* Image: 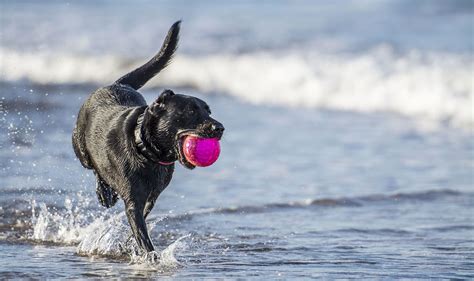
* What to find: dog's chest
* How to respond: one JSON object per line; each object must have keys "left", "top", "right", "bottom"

{"left": 136, "top": 164, "right": 174, "bottom": 191}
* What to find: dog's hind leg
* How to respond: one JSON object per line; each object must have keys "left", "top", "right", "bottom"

{"left": 72, "top": 105, "right": 94, "bottom": 169}
{"left": 94, "top": 172, "right": 118, "bottom": 208}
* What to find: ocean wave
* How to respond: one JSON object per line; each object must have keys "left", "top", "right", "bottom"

{"left": 1, "top": 47, "right": 472, "bottom": 128}
{"left": 159, "top": 189, "right": 469, "bottom": 222}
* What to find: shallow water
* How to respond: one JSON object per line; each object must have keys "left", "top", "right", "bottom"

{"left": 1, "top": 0, "right": 473, "bottom": 279}
{"left": 1, "top": 85, "right": 472, "bottom": 278}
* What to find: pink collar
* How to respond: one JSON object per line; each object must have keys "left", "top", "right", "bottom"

{"left": 158, "top": 161, "right": 175, "bottom": 166}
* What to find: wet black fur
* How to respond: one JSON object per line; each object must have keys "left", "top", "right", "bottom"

{"left": 72, "top": 21, "right": 224, "bottom": 253}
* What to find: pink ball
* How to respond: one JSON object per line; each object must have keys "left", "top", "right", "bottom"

{"left": 183, "top": 136, "right": 221, "bottom": 167}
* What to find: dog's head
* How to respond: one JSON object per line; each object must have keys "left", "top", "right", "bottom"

{"left": 144, "top": 89, "right": 224, "bottom": 169}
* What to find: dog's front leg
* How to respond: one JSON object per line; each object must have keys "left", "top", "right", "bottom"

{"left": 144, "top": 167, "right": 173, "bottom": 219}
{"left": 143, "top": 188, "right": 162, "bottom": 220}
{"left": 125, "top": 201, "right": 154, "bottom": 252}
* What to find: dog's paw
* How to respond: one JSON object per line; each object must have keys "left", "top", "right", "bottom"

{"left": 129, "top": 250, "right": 160, "bottom": 265}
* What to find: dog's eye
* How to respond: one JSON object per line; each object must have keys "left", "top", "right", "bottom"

{"left": 188, "top": 106, "right": 197, "bottom": 114}
{"left": 187, "top": 104, "right": 200, "bottom": 115}
{"left": 205, "top": 106, "right": 211, "bottom": 114}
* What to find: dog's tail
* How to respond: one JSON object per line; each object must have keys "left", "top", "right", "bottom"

{"left": 115, "top": 21, "right": 181, "bottom": 90}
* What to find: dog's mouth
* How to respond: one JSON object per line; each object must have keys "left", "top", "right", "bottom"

{"left": 176, "top": 130, "right": 197, "bottom": 169}
{"left": 175, "top": 129, "right": 219, "bottom": 169}
{"left": 175, "top": 129, "right": 222, "bottom": 169}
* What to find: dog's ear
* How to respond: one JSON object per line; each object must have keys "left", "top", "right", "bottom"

{"left": 157, "top": 89, "right": 175, "bottom": 104}
{"left": 149, "top": 90, "right": 175, "bottom": 114}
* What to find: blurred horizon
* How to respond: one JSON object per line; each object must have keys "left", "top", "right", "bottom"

{"left": 1, "top": 0, "right": 473, "bottom": 130}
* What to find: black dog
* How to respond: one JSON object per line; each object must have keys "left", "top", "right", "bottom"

{"left": 72, "top": 21, "right": 224, "bottom": 253}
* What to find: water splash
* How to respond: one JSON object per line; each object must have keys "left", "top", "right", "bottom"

{"left": 129, "top": 234, "right": 189, "bottom": 269}
{"left": 76, "top": 212, "right": 133, "bottom": 257}
{"left": 31, "top": 194, "right": 96, "bottom": 244}
{"left": 30, "top": 194, "right": 188, "bottom": 268}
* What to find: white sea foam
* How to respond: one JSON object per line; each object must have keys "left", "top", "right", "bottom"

{"left": 2, "top": 47, "right": 472, "bottom": 129}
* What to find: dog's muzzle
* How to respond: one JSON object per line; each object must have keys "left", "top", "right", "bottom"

{"left": 175, "top": 120, "right": 224, "bottom": 169}
{"left": 200, "top": 120, "right": 225, "bottom": 139}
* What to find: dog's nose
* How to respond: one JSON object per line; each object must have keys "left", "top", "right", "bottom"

{"left": 202, "top": 121, "right": 224, "bottom": 138}
{"left": 211, "top": 123, "right": 225, "bottom": 134}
